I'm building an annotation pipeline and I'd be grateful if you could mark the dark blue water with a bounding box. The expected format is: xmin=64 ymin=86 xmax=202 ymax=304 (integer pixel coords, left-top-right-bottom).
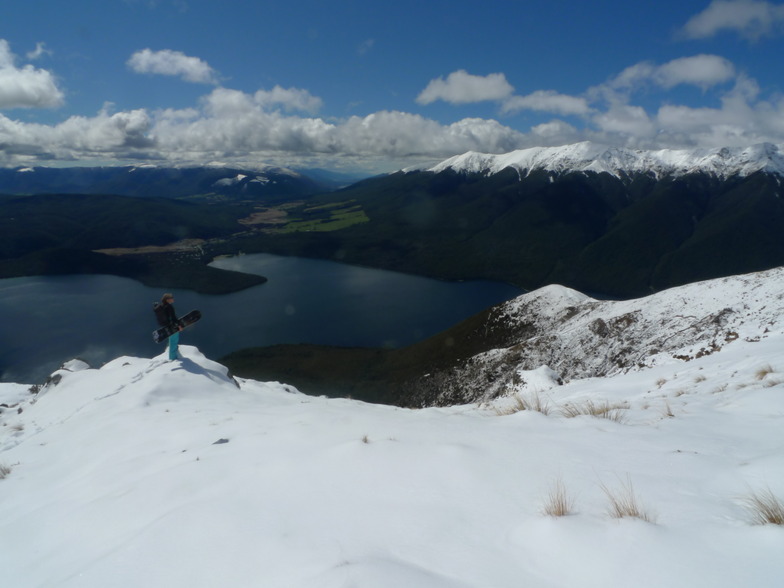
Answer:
xmin=0 ymin=254 xmax=523 ymax=384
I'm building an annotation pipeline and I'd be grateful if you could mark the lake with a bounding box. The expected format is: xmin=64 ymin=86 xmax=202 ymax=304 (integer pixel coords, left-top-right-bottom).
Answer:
xmin=0 ymin=254 xmax=523 ymax=384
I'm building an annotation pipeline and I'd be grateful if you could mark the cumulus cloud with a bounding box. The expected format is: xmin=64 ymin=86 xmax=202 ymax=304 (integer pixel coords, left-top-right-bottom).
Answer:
xmin=2 ymin=43 xmax=784 ymax=172
xmin=0 ymin=79 xmax=535 ymax=169
xmin=653 ymin=55 xmax=737 ymax=89
xmin=0 ymin=40 xmax=63 ymax=109
xmin=154 ymin=89 xmax=527 ymax=160
xmin=416 ymin=70 xmax=514 ymax=105
xmin=607 ymin=55 xmax=736 ymax=92
xmin=593 ymin=104 xmax=656 ymax=138
xmin=127 ymin=48 xmax=219 ymax=84
xmin=0 ymin=105 xmax=152 ymax=162
xmin=681 ymin=0 xmax=784 ymax=40
xmin=501 ymin=90 xmax=591 ymax=116
xmin=653 ymin=75 xmax=782 ymax=143
xmin=254 ymin=86 xmax=323 ymax=114
xmin=529 ymin=120 xmax=581 ymax=144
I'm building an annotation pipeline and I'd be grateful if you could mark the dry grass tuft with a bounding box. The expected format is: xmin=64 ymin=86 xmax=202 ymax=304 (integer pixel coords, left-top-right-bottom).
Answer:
xmin=560 ymin=399 xmax=627 ymax=423
xmin=541 ymin=478 xmax=575 ymax=517
xmin=755 ymin=365 xmax=775 ymax=380
xmin=494 ymin=393 xmax=551 ymax=416
xmin=0 ymin=463 xmax=11 ymax=479
xmin=743 ymin=487 xmax=784 ymax=525
xmin=600 ymin=476 xmax=656 ymax=523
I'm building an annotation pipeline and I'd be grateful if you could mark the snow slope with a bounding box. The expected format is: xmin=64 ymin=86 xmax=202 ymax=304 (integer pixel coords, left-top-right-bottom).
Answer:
xmin=1 ymin=275 xmax=784 ymax=586
xmin=426 ymin=141 xmax=784 ymax=180
xmin=415 ymin=267 xmax=784 ymax=406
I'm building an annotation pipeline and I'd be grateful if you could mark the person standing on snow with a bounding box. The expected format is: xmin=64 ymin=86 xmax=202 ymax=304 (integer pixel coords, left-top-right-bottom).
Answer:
xmin=160 ymin=293 xmax=182 ymax=360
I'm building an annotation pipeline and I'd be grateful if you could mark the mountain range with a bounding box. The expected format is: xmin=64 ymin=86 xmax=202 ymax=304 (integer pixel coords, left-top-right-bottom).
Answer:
xmin=283 ymin=141 xmax=784 ymax=298
xmin=0 ymin=164 xmax=341 ymax=200
xmin=422 ymin=141 xmax=784 ymax=179
xmin=1 ymin=141 xmax=784 ymax=299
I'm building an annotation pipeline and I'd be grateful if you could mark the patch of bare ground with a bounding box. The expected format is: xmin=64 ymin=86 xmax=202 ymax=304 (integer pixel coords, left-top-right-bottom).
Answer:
xmin=94 ymin=238 xmax=207 ymax=256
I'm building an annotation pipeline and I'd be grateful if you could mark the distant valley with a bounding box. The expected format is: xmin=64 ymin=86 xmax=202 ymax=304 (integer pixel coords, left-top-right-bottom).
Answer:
xmin=0 ymin=165 xmax=368 ymax=293
xmin=0 ymin=164 xmax=359 ymax=200
xmin=2 ymin=142 xmax=784 ymax=298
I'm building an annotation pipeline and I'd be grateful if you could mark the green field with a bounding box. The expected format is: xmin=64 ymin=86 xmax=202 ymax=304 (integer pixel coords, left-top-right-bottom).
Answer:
xmin=271 ymin=201 xmax=369 ymax=234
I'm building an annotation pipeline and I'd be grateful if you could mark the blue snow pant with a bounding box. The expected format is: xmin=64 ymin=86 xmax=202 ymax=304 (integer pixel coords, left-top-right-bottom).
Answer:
xmin=168 ymin=331 xmax=180 ymax=360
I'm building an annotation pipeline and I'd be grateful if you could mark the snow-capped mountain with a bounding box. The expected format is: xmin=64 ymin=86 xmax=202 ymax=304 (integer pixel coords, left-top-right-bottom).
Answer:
xmin=2 ymin=267 xmax=783 ymax=587
xmin=427 ymin=141 xmax=784 ymax=180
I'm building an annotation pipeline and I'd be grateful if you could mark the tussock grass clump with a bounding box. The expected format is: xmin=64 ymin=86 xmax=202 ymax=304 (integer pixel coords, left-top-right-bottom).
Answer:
xmin=600 ymin=476 xmax=656 ymax=523
xmin=743 ymin=487 xmax=784 ymax=525
xmin=0 ymin=463 xmax=11 ymax=479
xmin=755 ymin=365 xmax=775 ymax=380
xmin=541 ymin=478 xmax=575 ymax=517
xmin=494 ymin=393 xmax=551 ymax=416
xmin=560 ymin=399 xmax=627 ymax=423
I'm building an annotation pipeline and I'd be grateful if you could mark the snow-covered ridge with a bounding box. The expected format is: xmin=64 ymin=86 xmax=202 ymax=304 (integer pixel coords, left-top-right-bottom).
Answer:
xmin=3 ymin=268 xmax=784 ymax=586
xmin=2 ymin=289 xmax=784 ymax=585
xmin=427 ymin=266 xmax=784 ymax=405
xmin=427 ymin=141 xmax=784 ymax=179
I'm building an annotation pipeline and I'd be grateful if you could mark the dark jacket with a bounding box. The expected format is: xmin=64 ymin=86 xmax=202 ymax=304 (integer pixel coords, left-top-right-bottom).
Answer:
xmin=162 ymin=301 xmax=178 ymax=326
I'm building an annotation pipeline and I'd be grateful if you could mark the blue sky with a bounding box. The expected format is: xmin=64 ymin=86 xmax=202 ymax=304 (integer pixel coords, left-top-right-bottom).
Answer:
xmin=2 ymin=0 xmax=784 ymax=173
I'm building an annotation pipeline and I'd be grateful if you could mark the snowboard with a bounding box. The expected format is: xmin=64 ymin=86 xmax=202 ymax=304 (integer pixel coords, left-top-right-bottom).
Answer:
xmin=153 ymin=309 xmax=202 ymax=343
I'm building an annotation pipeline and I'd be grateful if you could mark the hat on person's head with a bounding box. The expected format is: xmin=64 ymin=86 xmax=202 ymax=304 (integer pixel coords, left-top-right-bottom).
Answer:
xmin=161 ymin=293 xmax=174 ymax=303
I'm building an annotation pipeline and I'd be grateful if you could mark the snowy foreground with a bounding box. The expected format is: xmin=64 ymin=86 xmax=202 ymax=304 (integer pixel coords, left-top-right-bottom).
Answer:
xmin=2 ymin=287 xmax=784 ymax=586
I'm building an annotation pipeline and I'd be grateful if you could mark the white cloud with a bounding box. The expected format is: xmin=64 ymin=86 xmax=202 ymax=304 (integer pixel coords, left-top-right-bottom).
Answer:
xmin=254 ymin=86 xmax=323 ymax=114
xmin=529 ymin=120 xmax=581 ymax=145
xmin=501 ymin=90 xmax=591 ymax=116
xmin=26 ymin=42 xmax=51 ymax=61
xmin=654 ymin=75 xmax=783 ymax=144
xmin=653 ymin=55 xmax=737 ymax=89
xmin=607 ymin=55 xmax=736 ymax=92
xmin=681 ymin=0 xmax=784 ymax=40
xmin=417 ymin=71 xmax=589 ymax=119
xmin=0 ymin=105 xmax=152 ymax=162
xmin=593 ymin=104 xmax=656 ymax=139
xmin=2 ymin=47 xmax=784 ymax=172
xmin=0 ymin=40 xmax=63 ymax=110
xmin=154 ymin=94 xmax=527 ymax=160
xmin=416 ymin=70 xmax=514 ymax=105
xmin=127 ymin=48 xmax=219 ymax=84
xmin=0 ymin=82 xmax=534 ymax=169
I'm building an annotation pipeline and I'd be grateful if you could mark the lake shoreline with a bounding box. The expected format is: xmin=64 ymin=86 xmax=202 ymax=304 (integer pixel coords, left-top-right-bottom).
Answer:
xmin=0 ymin=248 xmax=267 ymax=295
xmin=0 ymin=254 xmax=523 ymax=385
